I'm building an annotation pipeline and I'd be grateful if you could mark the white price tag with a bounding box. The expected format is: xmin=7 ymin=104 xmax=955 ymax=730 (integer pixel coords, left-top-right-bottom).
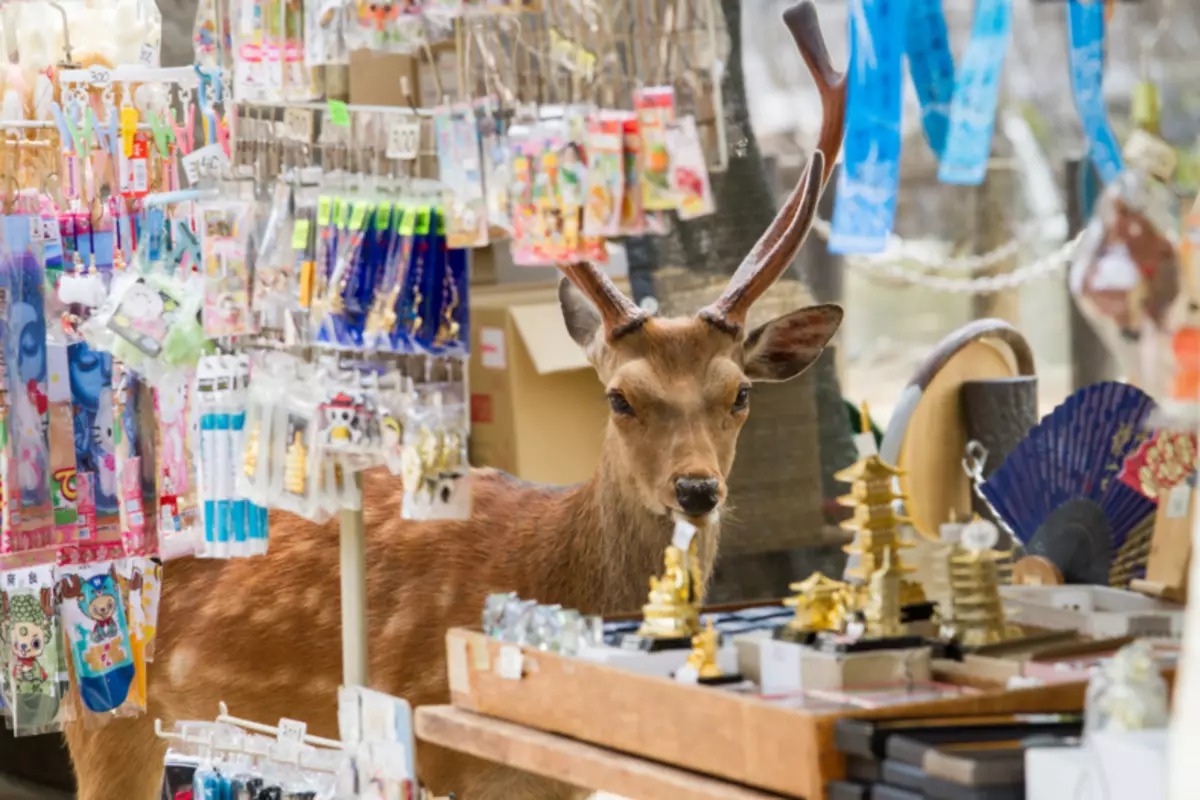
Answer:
xmin=1167 ymin=484 xmax=1192 ymax=519
xmin=671 ymin=519 xmax=697 ymax=551
xmin=29 ymin=217 xmax=44 ymax=242
xmin=283 ymin=107 xmax=315 ymax=142
xmin=181 ymin=143 xmax=228 ymax=185
xmin=496 ymin=645 xmax=523 ymax=680
xmin=139 ymin=43 xmax=158 ymax=67
xmin=275 ymin=717 xmax=307 ymax=758
xmin=853 ymin=431 xmax=877 ymax=459
xmin=88 ymin=65 xmax=112 ymax=88
xmin=42 ymin=218 xmax=59 ymax=242
xmin=759 ymin=639 xmax=802 ymax=694
xmin=386 ymin=119 xmax=421 ymax=160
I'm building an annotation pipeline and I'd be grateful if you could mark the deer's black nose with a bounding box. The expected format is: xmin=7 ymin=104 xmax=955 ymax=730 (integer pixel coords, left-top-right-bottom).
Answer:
xmin=675 ymin=477 xmax=720 ymax=516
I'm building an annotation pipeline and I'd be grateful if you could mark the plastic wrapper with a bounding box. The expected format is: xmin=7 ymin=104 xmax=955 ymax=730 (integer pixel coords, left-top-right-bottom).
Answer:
xmin=1068 ymin=131 xmax=1196 ymax=428
xmin=1084 ymin=639 xmax=1169 ymax=735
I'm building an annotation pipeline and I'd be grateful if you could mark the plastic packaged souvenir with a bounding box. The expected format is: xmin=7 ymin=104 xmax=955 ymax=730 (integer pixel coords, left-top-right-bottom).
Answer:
xmin=1 ymin=565 xmax=67 ymax=735
xmin=634 ymin=87 xmax=677 ymax=212
xmin=1069 ymin=131 xmax=1187 ymax=426
xmin=58 ymin=560 xmax=139 ymax=717
xmin=667 ymin=115 xmax=715 ymax=220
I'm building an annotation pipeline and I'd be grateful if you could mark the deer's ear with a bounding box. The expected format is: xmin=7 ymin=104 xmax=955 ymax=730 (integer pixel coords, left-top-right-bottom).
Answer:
xmin=558 ymin=277 xmax=604 ymax=350
xmin=743 ymin=304 xmax=843 ymax=382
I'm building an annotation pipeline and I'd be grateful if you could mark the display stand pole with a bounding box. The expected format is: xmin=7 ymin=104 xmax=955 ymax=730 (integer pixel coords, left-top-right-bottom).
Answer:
xmin=340 ymin=472 xmax=369 ymax=687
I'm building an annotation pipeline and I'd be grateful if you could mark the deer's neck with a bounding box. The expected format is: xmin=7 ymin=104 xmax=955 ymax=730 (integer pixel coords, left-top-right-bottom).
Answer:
xmin=535 ymin=449 xmax=721 ymax=616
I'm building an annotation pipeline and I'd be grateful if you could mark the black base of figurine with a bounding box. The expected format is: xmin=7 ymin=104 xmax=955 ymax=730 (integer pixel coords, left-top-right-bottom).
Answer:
xmin=698 ymin=673 xmax=744 ymax=686
xmin=813 ymin=632 xmax=927 ymax=654
xmin=772 ymin=626 xmax=818 ymax=645
xmin=901 ymin=602 xmax=936 ymax=623
xmin=620 ymin=633 xmax=694 ymax=652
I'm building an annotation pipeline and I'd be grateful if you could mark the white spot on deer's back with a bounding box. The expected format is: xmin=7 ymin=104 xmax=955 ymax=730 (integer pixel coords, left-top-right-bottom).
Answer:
xmin=169 ymin=647 xmax=195 ymax=687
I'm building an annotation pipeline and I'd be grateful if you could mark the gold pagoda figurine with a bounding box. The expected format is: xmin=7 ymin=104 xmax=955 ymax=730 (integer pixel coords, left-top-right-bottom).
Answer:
xmin=637 ymin=544 xmax=699 ymax=640
xmin=782 ymin=572 xmax=849 ymax=637
xmin=684 ymin=619 xmax=723 ymax=680
xmin=839 ymin=404 xmax=915 ymax=582
xmin=946 ymin=520 xmax=1017 ymax=647
xmin=864 ymin=548 xmax=906 ymax=638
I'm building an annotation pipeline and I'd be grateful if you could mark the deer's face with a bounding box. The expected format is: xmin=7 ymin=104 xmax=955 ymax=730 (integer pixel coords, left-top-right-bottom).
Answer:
xmin=561 ymin=282 xmax=842 ymax=521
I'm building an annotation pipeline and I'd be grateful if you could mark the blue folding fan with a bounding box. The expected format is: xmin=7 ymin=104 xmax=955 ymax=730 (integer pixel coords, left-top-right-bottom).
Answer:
xmin=978 ymin=381 xmax=1159 ymax=583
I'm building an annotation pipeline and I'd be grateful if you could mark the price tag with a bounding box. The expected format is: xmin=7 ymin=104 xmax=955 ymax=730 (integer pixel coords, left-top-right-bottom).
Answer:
xmin=1167 ymin=484 xmax=1191 ymax=519
xmin=88 ymin=65 xmax=112 ymax=88
xmin=42 ymin=218 xmax=59 ymax=242
xmin=291 ymin=219 xmax=311 ymax=250
xmin=181 ymin=143 xmax=228 ymax=185
xmin=671 ymin=519 xmax=697 ymax=551
xmin=275 ymin=717 xmax=307 ymax=759
xmin=283 ymin=107 xmax=314 ymax=142
xmin=853 ymin=431 xmax=877 ymax=459
xmin=759 ymin=639 xmax=802 ymax=694
xmin=139 ymin=43 xmax=158 ymax=67
xmin=327 ymin=100 xmax=351 ymax=128
xmin=495 ymin=645 xmax=523 ymax=680
xmin=29 ymin=217 xmax=44 ymax=242
xmin=386 ymin=119 xmax=421 ymax=160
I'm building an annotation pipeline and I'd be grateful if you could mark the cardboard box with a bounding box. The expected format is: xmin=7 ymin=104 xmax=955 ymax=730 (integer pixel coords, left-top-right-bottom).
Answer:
xmin=469 ymin=282 xmax=619 ymax=484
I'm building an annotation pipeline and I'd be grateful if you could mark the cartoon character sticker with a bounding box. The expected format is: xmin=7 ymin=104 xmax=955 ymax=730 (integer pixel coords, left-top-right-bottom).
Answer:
xmin=107 ymin=279 xmax=181 ymax=357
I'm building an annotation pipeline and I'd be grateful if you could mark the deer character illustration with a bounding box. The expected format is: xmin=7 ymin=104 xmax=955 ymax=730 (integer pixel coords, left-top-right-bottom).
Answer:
xmin=64 ymin=4 xmax=845 ymax=798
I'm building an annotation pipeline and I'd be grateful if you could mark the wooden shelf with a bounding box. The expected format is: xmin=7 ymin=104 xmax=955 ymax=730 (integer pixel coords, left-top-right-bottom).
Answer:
xmin=415 ymin=705 xmax=789 ymax=800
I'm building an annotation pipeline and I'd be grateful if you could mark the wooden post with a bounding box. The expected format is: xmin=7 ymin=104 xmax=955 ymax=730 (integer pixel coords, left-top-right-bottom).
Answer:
xmin=971 ymin=140 xmax=1020 ymax=323
xmin=1065 ymin=157 xmax=1116 ymax=389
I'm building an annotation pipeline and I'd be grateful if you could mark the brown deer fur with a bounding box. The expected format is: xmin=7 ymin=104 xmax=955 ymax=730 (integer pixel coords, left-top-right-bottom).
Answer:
xmin=65 ymin=4 xmax=846 ymax=798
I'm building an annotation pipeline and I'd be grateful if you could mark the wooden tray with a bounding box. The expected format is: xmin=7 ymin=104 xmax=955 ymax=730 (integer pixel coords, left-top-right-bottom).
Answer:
xmin=445 ymin=629 xmax=1086 ymax=799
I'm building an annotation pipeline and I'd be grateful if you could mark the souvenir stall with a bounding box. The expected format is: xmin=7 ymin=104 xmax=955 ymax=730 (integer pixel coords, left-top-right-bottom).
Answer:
xmin=0 ymin=0 xmax=1197 ymax=798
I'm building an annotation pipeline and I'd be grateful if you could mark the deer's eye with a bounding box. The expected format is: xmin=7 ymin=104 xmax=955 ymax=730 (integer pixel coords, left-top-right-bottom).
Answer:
xmin=607 ymin=391 xmax=635 ymax=417
xmin=731 ymin=385 xmax=751 ymax=413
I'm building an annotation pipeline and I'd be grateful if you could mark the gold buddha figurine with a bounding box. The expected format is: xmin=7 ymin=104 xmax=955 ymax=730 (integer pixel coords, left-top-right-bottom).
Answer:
xmin=638 ymin=544 xmax=698 ymax=639
xmin=684 ymin=619 xmax=723 ymax=679
xmin=864 ymin=547 xmax=905 ymax=638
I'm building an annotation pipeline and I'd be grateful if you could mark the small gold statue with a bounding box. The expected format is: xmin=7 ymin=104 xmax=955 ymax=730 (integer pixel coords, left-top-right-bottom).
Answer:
xmin=783 ymin=572 xmax=849 ymax=634
xmin=284 ymin=430 xmax=308 ymax=496
xmin=638 ymin=544 xmax=699 ymax=639
xmin=946 ymin=517 xmax=1017 ymax=646
xmin=864 ymin=548 xmax=905 ymax=638
xmin=685 ymin=619 xmax=723 ymax=679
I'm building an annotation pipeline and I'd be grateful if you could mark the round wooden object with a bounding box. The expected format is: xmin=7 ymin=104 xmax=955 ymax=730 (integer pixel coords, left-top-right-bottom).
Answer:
xmin=879 ymin=320 xmax=1035 ymax=541
xmin=1012 ymin=555 xmax=1065 ymax=587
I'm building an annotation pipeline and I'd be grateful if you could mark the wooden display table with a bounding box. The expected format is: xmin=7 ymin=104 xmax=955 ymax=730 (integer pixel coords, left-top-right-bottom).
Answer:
xmin=415 ymin=705 xmax=787 ymax=799
xmin=442 ymin=628 xmax=1088 ymax=799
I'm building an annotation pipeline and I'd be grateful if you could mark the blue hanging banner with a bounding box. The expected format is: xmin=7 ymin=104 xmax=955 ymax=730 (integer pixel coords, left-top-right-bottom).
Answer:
xmin=906 ymin=0 xmax=956 ymax=157
xmin=938 ymin=0 xmax=1012 ymax=186
xmin=829 ymin=0 xmax=910 ymax=255
xmin=1066 ymin=0 xmax=1123 ymax=184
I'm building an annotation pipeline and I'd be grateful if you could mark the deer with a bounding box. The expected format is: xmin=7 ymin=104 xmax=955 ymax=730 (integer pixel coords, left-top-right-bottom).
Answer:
xmin=63 ymin=3 xmax=846 ymax=798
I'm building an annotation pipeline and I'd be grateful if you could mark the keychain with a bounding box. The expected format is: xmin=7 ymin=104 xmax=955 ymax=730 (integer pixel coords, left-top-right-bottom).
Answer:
xmin=1 ymin=565 xmax=65 ymax=735
xmin=58 ymin=561 xmax=137 ymax=715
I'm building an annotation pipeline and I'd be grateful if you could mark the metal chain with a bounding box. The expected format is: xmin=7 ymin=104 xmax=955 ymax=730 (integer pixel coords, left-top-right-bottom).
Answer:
xmin=831 ymin=230 xmax=1084 ymax=294
xmin=810 ymin=215 xmax=1067 ymax=274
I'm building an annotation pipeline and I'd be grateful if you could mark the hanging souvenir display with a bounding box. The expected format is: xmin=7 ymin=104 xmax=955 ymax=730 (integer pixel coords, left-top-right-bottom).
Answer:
xmin=937 ymin=0 xmax=1012 ymax=186
xmin=905 ymin=0 xmax=956 ymax=157
xmin=1066 ymin=0 xmax=1124 ymax=185
xmin=828 ymin=0 xmax=909 ymax=254
xmin=1069 ymin=131 xmax=1187 ymax=425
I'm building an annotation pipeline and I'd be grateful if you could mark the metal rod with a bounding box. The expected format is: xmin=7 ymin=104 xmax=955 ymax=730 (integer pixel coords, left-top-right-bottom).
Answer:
xmin=340 ymin=472 xmax=368 ymax=687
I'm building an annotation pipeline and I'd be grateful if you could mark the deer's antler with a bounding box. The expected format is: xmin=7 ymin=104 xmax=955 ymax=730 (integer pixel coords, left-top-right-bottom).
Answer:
xmin=559 ymin=260 xmax=649 ymax=341
xmin=699 ymin=0 xmax=847 ymax=335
